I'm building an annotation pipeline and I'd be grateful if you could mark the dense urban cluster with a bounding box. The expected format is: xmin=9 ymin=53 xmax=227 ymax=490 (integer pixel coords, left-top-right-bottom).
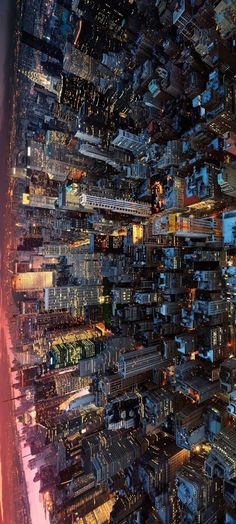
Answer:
xmin=5 ymin=0 xmax=236 ymax=523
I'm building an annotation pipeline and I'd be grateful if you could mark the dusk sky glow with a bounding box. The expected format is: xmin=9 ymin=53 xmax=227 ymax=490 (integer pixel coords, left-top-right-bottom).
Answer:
xmin=8 ymin=324 xmax=50 ymax=524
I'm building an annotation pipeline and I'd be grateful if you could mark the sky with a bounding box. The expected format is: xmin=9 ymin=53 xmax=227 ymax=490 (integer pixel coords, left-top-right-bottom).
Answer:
xmin=0 ymin=9 xmax=49 ymax=521
xmin=0 ymin=0 xmax=14 ymax=250
xmin=0 ymin=0 xmax=11 ymax=129
xmin=2 ymin=311 xmax=50 ymax=524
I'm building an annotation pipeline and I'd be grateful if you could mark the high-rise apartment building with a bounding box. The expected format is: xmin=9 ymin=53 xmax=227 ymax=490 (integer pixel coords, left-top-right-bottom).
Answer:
xmin=44 ymin=285 xmax=104 ymax=311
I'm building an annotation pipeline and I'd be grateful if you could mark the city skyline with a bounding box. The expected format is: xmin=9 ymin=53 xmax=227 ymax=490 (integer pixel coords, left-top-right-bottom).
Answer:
xmin=1 ymin=1 xmax=236 ymax=524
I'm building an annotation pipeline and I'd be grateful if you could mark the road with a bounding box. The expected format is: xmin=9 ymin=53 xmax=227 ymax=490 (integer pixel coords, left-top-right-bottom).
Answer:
xmin=0 ymin=313 xmax=31 ymax=524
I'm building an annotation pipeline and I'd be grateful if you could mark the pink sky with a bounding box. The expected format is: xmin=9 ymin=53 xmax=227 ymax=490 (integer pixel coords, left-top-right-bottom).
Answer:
xmin=5 ymin=313 xmax=50 ymax=524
